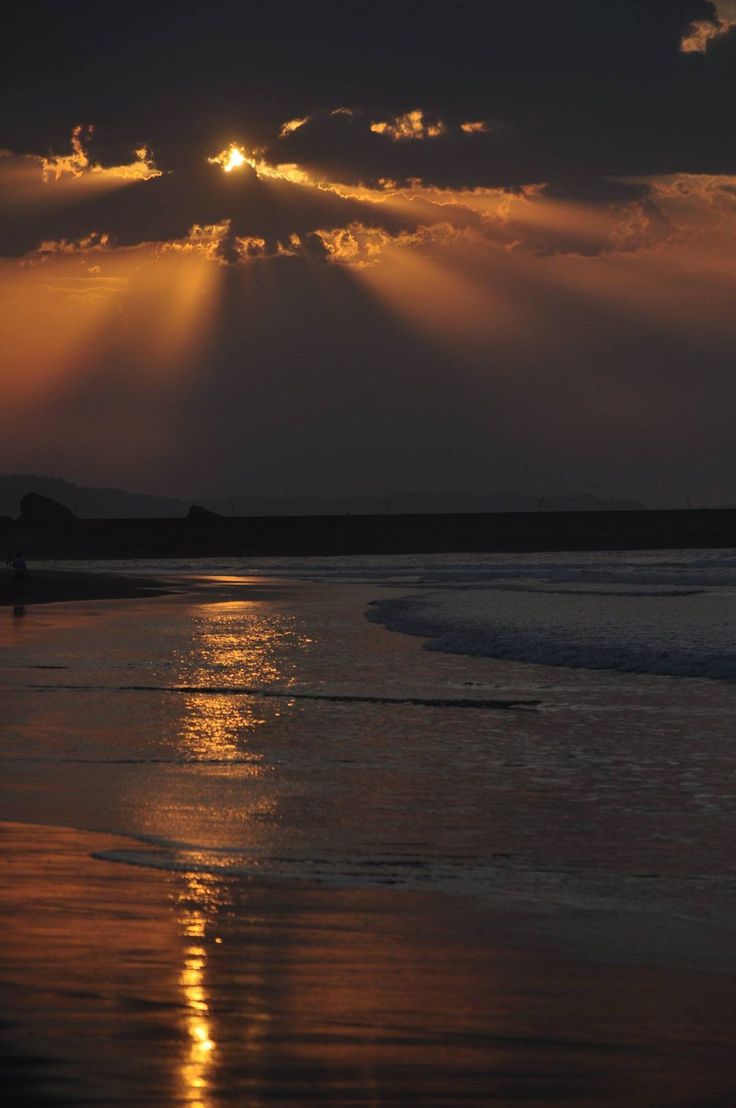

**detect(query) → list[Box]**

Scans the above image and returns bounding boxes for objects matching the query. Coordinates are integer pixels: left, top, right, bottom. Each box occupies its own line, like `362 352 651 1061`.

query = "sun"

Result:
223 146 246 172
208 144 247 173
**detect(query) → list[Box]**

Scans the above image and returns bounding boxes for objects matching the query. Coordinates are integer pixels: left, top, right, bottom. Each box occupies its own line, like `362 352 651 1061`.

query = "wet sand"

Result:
2 821 736 1106
0 569 170 607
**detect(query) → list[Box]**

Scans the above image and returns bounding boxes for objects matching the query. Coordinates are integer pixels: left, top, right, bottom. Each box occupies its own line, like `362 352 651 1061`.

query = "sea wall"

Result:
2 508 736 559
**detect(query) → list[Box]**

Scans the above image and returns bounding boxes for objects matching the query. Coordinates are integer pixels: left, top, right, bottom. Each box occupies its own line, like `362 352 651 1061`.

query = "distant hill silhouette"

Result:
0 474 647 519
0 475 187 519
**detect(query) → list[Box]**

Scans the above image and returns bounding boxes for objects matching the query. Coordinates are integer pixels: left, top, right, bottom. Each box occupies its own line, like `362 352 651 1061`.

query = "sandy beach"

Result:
3 561 736 1104
2 819 736 1106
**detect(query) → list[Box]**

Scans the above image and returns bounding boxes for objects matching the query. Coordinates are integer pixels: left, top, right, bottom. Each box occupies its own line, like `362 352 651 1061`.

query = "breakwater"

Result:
2 508 736 559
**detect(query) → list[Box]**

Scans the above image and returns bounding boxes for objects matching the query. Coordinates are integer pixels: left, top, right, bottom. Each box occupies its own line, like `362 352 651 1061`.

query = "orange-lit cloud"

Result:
681 0 736 51
648 172 736 223
370 109 446 141
315 221 454 266
11 149 736 279
279 116 309 138
26 231 113 261
159 221 301 265
159 222 234 261
42 125 161 183
207 142 312 186
460 121 490 134
7 120 736 279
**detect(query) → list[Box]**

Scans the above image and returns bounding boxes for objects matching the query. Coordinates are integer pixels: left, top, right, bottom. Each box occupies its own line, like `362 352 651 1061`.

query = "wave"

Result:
93 841 736 925
38 548 736 589
368 591 736 681
27 682 539 711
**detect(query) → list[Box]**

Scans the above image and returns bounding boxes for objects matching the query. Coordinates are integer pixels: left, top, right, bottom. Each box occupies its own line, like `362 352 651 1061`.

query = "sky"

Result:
1 0 736 506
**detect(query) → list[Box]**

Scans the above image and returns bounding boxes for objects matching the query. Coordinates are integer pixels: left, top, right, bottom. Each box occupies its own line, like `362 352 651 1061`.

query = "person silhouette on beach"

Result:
11 552 28 598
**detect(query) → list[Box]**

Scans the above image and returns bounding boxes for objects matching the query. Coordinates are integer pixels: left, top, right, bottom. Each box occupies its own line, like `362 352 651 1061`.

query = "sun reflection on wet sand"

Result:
180 592 314 760
175 596 309 763
166 594 311 1102
177 873 222 1108
174 866 275 1107
180 597 308 686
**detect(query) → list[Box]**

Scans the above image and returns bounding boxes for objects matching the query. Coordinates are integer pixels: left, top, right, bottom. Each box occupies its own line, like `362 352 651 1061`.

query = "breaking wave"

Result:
368 582 736 681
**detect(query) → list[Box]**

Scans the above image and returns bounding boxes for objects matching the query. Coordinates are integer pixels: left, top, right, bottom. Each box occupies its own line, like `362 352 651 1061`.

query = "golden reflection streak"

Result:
178 599 304 762
177 874 224 1108
171 593 313 1104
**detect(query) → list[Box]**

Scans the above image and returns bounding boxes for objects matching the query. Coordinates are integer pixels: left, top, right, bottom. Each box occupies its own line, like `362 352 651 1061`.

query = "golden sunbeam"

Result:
0 233 224 432
0 253 132 412
355 233 522 348
131 252 220 377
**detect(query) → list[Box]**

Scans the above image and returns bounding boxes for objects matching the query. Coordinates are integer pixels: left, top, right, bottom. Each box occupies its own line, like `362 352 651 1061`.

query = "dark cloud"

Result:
262 110 521 191
3 1 735 187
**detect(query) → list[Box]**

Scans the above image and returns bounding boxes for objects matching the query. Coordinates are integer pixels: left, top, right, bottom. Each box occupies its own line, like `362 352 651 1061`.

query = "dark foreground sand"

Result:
0 569 170 607
1 821 735 1106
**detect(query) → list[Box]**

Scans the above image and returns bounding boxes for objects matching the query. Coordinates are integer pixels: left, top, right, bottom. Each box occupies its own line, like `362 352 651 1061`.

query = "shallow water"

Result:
2 572 736 971
7 821 736 1108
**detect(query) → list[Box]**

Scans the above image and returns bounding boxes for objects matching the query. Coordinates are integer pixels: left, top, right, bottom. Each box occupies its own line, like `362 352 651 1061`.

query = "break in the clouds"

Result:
2 0 736 507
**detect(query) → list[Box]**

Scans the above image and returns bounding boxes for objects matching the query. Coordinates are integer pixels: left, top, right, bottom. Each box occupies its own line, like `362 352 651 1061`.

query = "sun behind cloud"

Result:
208 144 248 173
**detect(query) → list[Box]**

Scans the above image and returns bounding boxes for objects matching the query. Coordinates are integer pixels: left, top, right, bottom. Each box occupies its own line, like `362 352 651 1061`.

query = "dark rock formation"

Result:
187 504 223 521
19 492 76 522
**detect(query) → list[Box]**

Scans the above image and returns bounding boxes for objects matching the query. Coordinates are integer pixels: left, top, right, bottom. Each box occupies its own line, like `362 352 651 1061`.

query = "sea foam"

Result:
368 575 736 680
